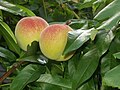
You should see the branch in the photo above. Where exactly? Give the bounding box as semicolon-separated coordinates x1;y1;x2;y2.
0;61;24;84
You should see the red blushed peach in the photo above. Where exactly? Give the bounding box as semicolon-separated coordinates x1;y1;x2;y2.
39;24;74;61
15;16;49;51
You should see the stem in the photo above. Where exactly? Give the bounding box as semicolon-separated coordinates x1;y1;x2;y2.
0;83;10;87
42;0;47;19
0;61;24;84
72;11;80;19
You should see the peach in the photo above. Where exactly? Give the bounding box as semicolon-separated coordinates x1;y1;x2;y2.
15;16;49;51
39;24;74;61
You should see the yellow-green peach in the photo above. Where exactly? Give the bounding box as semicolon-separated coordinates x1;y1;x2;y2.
15;16;49;51
39;24;74;61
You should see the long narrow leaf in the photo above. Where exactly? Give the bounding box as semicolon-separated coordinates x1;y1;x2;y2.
0;0;35;16
94;0;120;20
0;46;16;61
0;21;20;54
97;12;120;30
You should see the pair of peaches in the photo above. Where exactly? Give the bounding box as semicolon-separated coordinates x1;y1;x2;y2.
15;16;74;61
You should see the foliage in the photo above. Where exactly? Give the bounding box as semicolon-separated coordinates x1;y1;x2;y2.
0;0;120;90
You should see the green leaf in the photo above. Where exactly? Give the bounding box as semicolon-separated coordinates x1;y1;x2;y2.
113;52;120;59
75;0;96;10
10;64;45;90
27;86;42;90
72;48;100;89
97;12;120;30
17;55;48;65
0;46;16;61
0;21;16;43
68;53;80;78
103;65;120;89
90;29;98;41
16;5;36;16
95;30;114;55
94;0;120;20
63;28;92;55
0;0;35;16
26;41;39;56
101;53;111;76
72;30;115;89
0;21;20;54
40;84;62;90
69;19;87;29
78;79;95;90
17;55;40;63
37;74;72;89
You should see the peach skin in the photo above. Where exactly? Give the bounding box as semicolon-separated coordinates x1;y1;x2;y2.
15;16;49;51
39;24;74;61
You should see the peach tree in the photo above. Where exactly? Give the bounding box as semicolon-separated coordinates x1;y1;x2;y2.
0;0;120;90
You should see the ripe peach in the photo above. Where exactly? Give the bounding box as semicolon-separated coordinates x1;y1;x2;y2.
39;24;74;61
15;16;49;51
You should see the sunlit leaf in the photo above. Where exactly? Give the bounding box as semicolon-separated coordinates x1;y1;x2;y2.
0;21;20;54
90;29;98;41
97;12;120;30
63;28;93;55
0;0;35;16
94;0;120;20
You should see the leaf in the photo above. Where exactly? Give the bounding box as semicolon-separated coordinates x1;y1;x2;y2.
101;53;111;76
0;0;35;16
95;30;115;55
97;12;120;30
0;21;20;54
113;52;120;59
94;0;120;20
0;21;16;43
27;86;42;90
103;65;120;89
16;5;36;16
41;84;62;90
75;0;96;10
90;29;98;41
0;46;16;61
72;30;115;89
17;55;48;65
68;53;80;78
72;48;100;89
37;74;72;89
10;64;45;90
63;28;93;55
78;79;95;90
101;30;120;74
69;19;87;29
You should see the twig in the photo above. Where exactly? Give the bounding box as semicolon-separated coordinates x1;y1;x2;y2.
0;61;24;84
